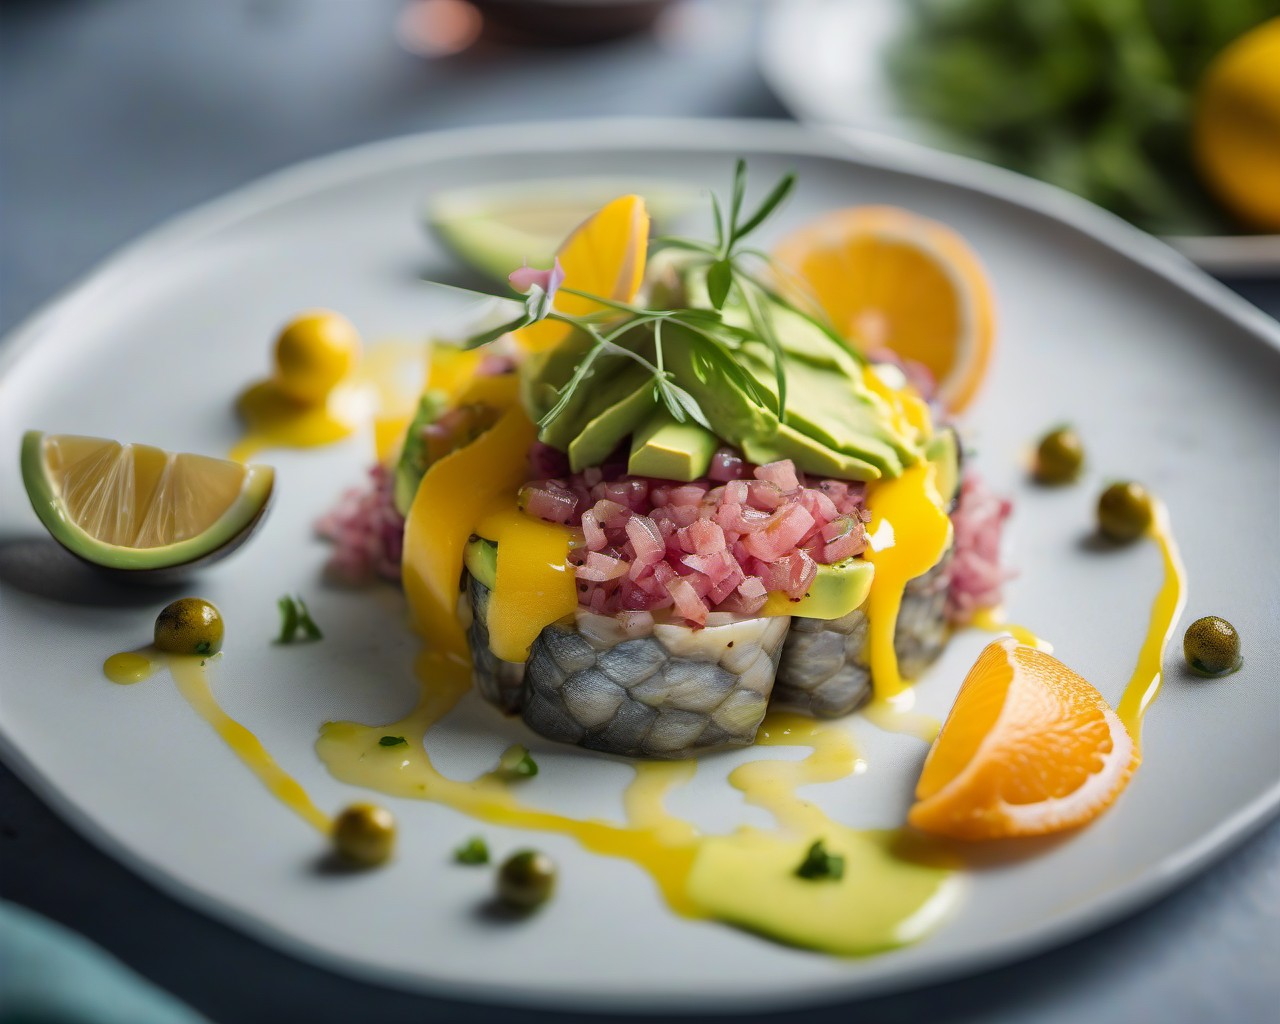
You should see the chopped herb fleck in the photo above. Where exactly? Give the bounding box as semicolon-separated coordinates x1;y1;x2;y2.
195;640;213;656
276;594;324;644
379;736;407;747
794;839;844;881
454;836;490;865
497;744;539;779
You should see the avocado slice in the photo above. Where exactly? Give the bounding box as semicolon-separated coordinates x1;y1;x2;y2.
743;424;882;482
425;178;696;283
567;375;658;471
519;329;595;425
392;390;449;515
736;346;910;476
538;359;652;454
657;321;780;447
761;558;875;620
628;408;719;481
464;537;499;590
925;427;961;503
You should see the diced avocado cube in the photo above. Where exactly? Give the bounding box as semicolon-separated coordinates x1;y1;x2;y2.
761;558;875;620
567;376;657;471
628;408;719;482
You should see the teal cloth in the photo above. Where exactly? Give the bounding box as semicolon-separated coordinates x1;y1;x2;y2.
0;901;206;1024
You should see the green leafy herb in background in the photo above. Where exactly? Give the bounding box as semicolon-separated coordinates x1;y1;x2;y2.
887;0;1274;234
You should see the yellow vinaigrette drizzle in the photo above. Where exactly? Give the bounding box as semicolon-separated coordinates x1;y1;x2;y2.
231;341;428;463
103;650;331;833
315;654;959;954
1115;502;1187;743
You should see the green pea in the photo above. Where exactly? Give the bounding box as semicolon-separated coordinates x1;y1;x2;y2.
1033;427;1084;484
497;849;556;910
154;598;224;656
1097;482;1153;542
332;803;396;867
1183;616;1242;677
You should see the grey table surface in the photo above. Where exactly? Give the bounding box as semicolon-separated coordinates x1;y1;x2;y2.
1;2;1277;1022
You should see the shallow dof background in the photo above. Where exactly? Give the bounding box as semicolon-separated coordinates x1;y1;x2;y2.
1;3;1277;1023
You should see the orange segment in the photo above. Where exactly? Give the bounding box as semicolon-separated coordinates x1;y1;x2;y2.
908;637;1139;840
773;206;996;413
514;194;650;354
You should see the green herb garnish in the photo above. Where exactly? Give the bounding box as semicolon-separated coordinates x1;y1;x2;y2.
794;839;844;882
453;161;844;437
379;736;407;747
276;594;324;644
454;836;490;865
496;744;538;779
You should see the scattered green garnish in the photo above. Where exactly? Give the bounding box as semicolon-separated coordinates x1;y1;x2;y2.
456;162;851;440
794;839;845;882
454;836;490;865
497;744;539;779
379;736;408;747
1183;616;1243;677
276;594;324;644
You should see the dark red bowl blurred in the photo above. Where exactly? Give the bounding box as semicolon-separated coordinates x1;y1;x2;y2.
472;0;674;46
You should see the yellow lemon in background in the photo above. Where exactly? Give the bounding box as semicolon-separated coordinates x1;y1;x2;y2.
1194;17;1280;231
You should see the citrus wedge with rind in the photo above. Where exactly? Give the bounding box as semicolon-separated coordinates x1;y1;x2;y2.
908;637;1139;840
21;431;274;572
773;205;996;414
513;193;651;354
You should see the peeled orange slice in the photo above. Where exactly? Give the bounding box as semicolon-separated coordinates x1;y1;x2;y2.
773;206;996;413
514;193;650;354
908;637;1138;840
21;431;274;572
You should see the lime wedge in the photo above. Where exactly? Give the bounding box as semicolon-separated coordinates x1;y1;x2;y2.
425;177;696;282
20;431;274;573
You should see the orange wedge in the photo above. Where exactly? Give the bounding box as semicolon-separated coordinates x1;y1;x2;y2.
514;194;650;354
908;637;1139;840
773;206;996;413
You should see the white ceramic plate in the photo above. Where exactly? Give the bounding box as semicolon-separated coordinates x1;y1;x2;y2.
1;119;1278;1013
760;0;1280;276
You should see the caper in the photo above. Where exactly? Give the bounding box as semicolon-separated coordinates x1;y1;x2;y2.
1183;616;1242;677
154;598;224;656
1097;481;1153;542
332;803;396;867
496;849;556;910
1033;427;1084;484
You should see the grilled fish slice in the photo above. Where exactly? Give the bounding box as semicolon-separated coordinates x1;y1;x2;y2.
466;547;952;756
770;548;953;718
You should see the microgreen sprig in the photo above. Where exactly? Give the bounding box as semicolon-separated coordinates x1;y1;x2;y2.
454;161;838;434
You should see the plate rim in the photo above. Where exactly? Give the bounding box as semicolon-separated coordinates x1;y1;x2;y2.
758;0;1280;275
1;116;1278;1012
